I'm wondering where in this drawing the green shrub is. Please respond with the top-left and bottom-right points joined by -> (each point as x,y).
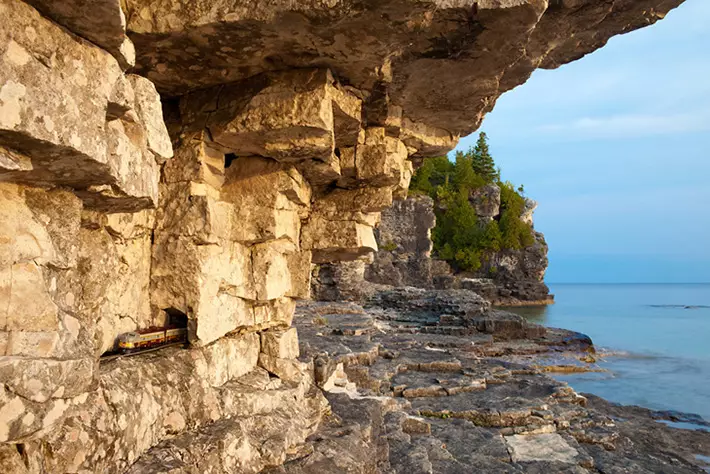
381,241 -> 398,252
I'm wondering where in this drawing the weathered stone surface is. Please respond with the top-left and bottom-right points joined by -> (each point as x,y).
341,190 -> 552,305
313,187 -> 394,216
0,184 -> 109,370
151,235 -> 254,344
127,75 -> 173,163
0,0 -> 120,170
180,69 -> 360,163
262,328 -> 300,360
253,298 -> 297,330
311,260 -> 385,303
505,433 -> 579,464
355,128 -> 409,187
125,0 -> 683,141
297,155 -> 342,189
399,118 -> 459,158
201,332 -> 260,387
221,156 -> 310,244
24,0 -> 135,68
259,353 -> 306,383
0,1 -> 693,472
252,240 -> 296,302
521,198 -> 538,226
302,217 -> 377,264
162,135 -> 225,188
292,299 -> 710,473
14,343 -> 326,474
0,0 -> 171,211
366,195 -> 436,289
470,184 -> 501,218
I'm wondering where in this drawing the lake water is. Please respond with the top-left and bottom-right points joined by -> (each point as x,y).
508,284 -> 710,421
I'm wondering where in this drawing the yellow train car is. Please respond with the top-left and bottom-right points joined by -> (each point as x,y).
117,326 -> 187,354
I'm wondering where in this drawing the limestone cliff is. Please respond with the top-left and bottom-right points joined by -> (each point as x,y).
433,186 -> 553,305
366,195 -> 437,289
0,0 -> 684,472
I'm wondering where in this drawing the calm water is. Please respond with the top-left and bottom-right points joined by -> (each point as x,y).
508,284 -> 710,420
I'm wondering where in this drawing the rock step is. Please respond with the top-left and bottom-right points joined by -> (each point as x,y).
126,378 -> 328,474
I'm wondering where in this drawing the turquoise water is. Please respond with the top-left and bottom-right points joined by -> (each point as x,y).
509,284 -> 710,420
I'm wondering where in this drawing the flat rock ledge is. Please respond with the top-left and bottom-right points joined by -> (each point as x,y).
277,295 -> 710,474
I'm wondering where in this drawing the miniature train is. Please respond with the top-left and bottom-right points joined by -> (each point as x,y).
117,326 -> 188,354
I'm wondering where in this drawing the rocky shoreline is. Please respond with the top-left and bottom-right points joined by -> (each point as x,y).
279,288 -> 710,473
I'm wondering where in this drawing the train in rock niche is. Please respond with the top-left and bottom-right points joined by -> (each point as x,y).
117,326 -> 188,354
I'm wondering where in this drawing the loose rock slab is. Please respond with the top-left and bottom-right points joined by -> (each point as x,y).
505,433 -> 579,464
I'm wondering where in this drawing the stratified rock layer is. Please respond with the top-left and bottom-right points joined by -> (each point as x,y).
0,0 -> 687,472
288,298 -> 710,473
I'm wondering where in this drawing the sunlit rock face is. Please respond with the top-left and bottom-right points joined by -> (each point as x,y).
0,0 -> 683,471
123,0 -> 682,135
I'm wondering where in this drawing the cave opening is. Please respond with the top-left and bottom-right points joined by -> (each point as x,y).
164,308 -> 188,329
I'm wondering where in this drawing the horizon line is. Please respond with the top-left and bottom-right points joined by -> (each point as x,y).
548,282 -> 710,285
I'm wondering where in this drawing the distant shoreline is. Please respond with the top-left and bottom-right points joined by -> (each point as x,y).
547,282 -> 710,285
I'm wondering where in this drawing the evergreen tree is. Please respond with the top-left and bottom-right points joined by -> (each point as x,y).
452,150 -> 484,191
407,135 -> 535,272
472,132 -> 498,183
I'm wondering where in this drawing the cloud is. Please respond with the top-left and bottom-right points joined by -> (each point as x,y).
535,110 -> 710,139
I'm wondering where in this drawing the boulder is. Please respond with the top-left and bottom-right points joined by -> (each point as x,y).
470,184 -> 501,218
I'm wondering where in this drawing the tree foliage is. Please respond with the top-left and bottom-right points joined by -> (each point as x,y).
471,132 -> 499,183
409,132 -> 535,272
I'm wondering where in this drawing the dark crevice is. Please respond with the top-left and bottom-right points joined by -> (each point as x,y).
16,443 -> 29,468
224,153 -> 238,169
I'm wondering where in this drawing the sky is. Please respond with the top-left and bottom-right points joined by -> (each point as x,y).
452,0 -> 710,284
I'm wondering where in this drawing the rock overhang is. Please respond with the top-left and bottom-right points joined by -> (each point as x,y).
123,0 -> 684,139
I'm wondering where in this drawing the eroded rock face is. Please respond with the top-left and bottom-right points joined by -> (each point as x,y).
23,0 -> 135,68
123,0 -> 682,136
290,300 -> 710,473
0,0 -> 686,471
365,195 -> 437,288
0,0 -> 172,212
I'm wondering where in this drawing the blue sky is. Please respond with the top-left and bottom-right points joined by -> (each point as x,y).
453,0 -> 710,284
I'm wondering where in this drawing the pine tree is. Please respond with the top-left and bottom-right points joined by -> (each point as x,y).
452,150 -> 484,191
472,132 -> 498,183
